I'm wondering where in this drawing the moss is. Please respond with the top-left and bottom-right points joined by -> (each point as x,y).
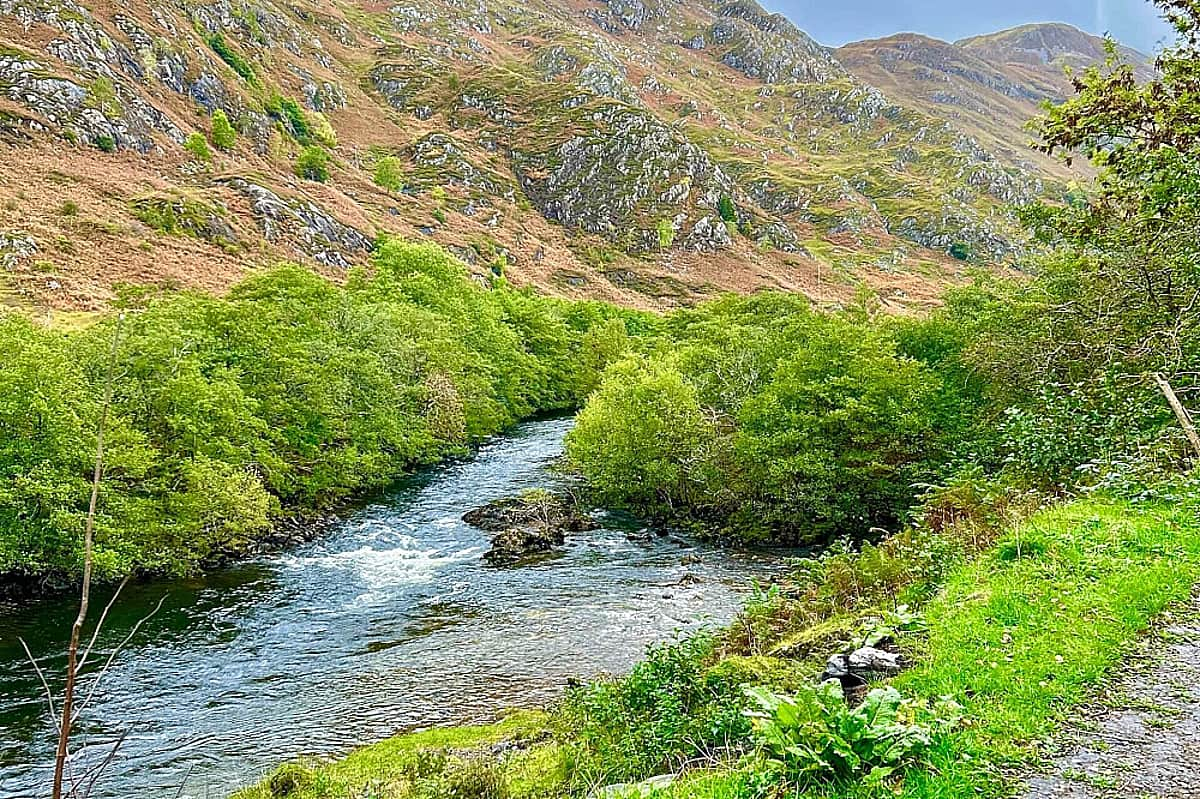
231,711 -> 555,799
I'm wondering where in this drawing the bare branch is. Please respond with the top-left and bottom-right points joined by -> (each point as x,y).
77,575 -> 132,674
74,594 -> 167,721
18,637 -> 59,734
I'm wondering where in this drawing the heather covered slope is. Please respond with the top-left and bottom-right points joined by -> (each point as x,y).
0,0 -> 1118,311
838,23 -> 1153,185
0,1 -> 1132,313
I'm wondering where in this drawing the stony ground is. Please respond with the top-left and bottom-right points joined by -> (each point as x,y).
1021,595 -> 1200,799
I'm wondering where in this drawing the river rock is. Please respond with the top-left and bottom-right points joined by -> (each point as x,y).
464,491 -> 598,533
483,526 -> 565,565
468,490 -> 599,565
821,645 -> 906,687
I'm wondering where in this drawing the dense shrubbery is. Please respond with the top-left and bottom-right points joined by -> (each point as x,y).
0,240 -> 637,581
567,294 -> 978,544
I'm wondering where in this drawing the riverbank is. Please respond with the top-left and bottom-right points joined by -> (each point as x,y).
231,494 -> 1200,799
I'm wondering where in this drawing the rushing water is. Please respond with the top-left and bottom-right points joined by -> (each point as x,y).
0,417 -> 785,799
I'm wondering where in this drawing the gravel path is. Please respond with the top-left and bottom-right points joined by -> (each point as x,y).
1021,596 -> 1200,799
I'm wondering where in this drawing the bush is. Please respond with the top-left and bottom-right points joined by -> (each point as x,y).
207,33 -> 257,85
266,94 -> 313,144
559,633 -> 751,788
745,683 -> 961,788
373,155 -> 405,193
656,218 -> 675,249
211,110 -> 237,151
568,294 -> 954,543
94,134 -> 116,153
718,195 -> 737,224
295,146 -> 329,182
184,132 -> 211,163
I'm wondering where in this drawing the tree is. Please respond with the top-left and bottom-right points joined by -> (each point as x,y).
211,110 -> 237,151
373,155 -> 405,194
295,146 -> 330,182
184,132 -> 211,163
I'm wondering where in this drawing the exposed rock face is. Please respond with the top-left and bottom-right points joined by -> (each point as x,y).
0,231 -> 36,269
513,103 -> 738,253
224,178 -> 372,267
709,1 -> 844,84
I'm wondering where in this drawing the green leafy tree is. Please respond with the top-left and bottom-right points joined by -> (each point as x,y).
211,110 -> 237,151
295,146 -> 330,182
373,155 -> 405,193
184,132 -> 211,163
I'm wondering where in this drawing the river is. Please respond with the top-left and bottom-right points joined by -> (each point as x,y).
0,417 -> 786,799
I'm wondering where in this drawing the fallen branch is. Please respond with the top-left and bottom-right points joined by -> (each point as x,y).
1154,372 -> 1200,460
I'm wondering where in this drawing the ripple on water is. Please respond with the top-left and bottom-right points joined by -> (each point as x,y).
0,418 -> 788,799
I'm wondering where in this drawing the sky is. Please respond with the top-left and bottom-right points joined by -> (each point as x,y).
760,0 -> 1175,53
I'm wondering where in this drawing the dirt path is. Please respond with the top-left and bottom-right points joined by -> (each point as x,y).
1021,596 -> 1200,799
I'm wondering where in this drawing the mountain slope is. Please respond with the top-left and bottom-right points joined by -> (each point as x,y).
0,3 -> 1131,312
837,23 -> 1152,184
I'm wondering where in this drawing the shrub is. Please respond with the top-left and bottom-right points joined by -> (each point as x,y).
184,132 -> 212,163
559,633 -> 751,788
266,94 -> 313,144
373,155 -> 405,193
717,196 -> 737,224
207,33 -> 257,85
310,111 -> 337,148
656,218 -> 676,250
744,683 -> 961,788
948,241 -> 971,261
94,134 -> 116,153
295,146 -> 330,182
211,110 -> 237,151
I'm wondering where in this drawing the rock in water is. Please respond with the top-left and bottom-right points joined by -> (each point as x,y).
467,489 -> 598,565
483,526 -> 566,565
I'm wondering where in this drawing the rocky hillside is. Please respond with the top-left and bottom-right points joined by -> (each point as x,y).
839,23 -> 1153,185
0,1 -> 1140,313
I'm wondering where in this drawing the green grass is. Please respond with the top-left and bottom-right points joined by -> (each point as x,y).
863,497 -> 1200,799
231,710 -> 562,799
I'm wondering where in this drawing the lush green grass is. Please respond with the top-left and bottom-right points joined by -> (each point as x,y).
230,711 -> 562,799
885,497 -> 1200,798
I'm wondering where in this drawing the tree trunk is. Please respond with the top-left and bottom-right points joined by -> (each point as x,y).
52,315 -> 122,799
1154,372 -> 1200,461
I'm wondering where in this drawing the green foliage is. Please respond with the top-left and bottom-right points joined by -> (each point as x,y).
93,134 -> 116,153
947,242 -> 970,261
266,94 -> 313,144
745,683 -> 960,788
211,110 -> 237,151
295,146 -> 330,182
656,218 -> 676,250
184,132 -> 212,163
373,155 -> 405,193
0,241 -> 622,581
717,196 -> 737,224
568,294 -> 964,543
207,33 -> 257,85
559,633 -> 752,788
86,77 -> 120,117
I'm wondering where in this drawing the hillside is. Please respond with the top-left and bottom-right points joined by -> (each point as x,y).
838,24 -> 1154,184
0,2 -> 1132,313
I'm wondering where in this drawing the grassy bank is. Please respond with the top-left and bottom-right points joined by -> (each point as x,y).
233,493 -> 1200,799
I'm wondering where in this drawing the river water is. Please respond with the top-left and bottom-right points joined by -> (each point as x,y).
0,417 -> 786,799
